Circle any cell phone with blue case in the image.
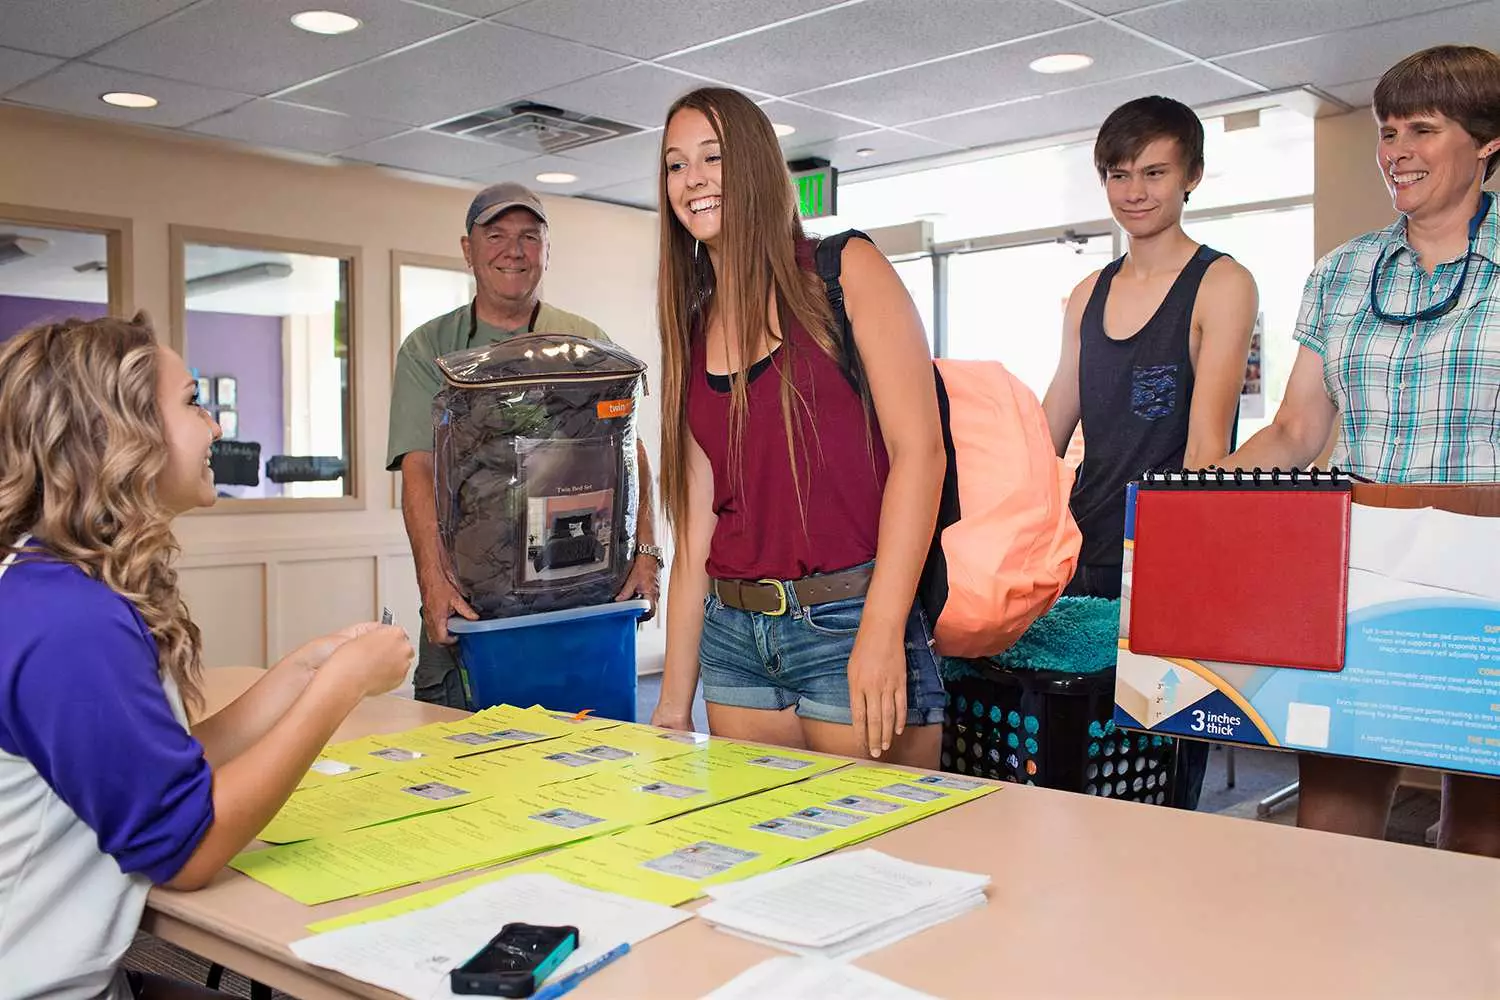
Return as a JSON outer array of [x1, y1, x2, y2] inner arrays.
[[451, 922, 579, 997]]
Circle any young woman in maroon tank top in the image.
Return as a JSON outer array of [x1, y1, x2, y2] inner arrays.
[[647, 87, 948, 766]]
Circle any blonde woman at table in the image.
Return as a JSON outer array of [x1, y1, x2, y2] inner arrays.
[[0, 315, 414, 999]]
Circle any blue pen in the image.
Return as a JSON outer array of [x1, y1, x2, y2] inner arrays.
[[532, 942, 630, 1000]]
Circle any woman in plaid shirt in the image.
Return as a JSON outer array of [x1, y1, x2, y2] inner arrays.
[[1228, 45, 1500, 856]]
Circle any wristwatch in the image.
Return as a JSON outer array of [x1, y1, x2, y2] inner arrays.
[[636, 542, 664, 565]]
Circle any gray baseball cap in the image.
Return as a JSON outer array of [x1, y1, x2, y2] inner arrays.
[[465, 182, 547, 232]]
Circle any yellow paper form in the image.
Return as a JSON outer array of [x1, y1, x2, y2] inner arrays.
[[294, 706, 618, 790], [305, 748, 846, 930], [497, 767, 997, 905], [260, 756, 520, 843], [232, 793, 634, 905], [370, 706, 619, 760]]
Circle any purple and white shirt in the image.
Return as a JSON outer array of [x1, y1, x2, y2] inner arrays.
[[0, 537, 214, 999]]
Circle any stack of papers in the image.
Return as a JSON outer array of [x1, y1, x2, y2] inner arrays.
[[704, 957, 935, 999], [696, 849, 989, 961], [289, 874, 690, 1000]]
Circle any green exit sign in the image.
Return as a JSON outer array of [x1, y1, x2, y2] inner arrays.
[[790, 160, 837, 219]]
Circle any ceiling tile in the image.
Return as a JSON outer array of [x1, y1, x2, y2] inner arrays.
[[1324, 77, 1379, 111], [528, 65, 709, 130], [416, 0, 528, 14], [466, 153, 648, 191], [188, 99, 406, 154], [0, 0, 199, 59], [279, 21, 629, 126], [89, 0, 468, 96], [561, 128, 665, 178], [1071, 0, 1168, 12], [4, 62, 250, 128], [580, 175, 659, 210], [495, 0, 844, 59], [1120, 0, 1478, 60], [1215, 1, 1500, 91], [782, 128, 958, 173], [906, 64, 1249, 149], [0, 47, 63, 94], [757, 100, 871, 144], [339, 129, 534, 175], [664, 0, 1084, 97], [802, 21, 1184, 127]]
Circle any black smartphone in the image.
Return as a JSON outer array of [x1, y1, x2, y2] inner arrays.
[[450, 922, 580, 997]]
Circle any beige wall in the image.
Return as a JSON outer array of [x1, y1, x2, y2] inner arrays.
[[1313, 110, 1390, 257], [0, 105, 662, 677]]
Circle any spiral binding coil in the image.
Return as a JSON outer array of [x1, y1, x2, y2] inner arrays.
[[1139, 466, 1357, 489]]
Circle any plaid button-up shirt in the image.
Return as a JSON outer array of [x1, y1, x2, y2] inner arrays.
[[1294, 193, 1499, 483]]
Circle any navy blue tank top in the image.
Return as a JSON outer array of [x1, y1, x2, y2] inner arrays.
[[1070, 245, 1230, 580]]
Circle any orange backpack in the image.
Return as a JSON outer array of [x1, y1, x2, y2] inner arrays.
[[815, 231, 1081, 658]]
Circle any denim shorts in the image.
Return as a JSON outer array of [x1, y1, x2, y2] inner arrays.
[[697, 574, 947, 727]]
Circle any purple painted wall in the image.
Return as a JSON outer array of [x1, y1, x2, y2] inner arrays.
[[0, 294, 108, 341], [184, 309, 284, 499], [0, 296, 285, 499]]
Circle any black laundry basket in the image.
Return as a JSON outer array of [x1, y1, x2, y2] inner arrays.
[[941, 663, 1177, 804]]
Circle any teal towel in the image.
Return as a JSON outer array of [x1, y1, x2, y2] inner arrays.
[[940, 596, 1121, 682]]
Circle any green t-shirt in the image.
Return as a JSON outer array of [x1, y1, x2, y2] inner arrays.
[[386, 300, 610, 471]]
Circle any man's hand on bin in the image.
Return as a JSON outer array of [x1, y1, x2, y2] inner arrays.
[[420, 570, 479, 645], [615, 555, 661, 622]]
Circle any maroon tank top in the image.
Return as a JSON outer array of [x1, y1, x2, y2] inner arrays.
[[686, 244, 890, 581]]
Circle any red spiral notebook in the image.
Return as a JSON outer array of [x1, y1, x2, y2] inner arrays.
[[1126, 470, 1352, 672]]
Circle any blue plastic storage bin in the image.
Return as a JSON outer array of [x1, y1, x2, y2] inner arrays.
[[448, 599, 650, 721]]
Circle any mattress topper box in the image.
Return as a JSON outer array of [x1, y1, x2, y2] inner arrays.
[[1113, 482, 1500, 778]]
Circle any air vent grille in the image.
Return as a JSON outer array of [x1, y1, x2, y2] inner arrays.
[[434, 102, 641, 155]]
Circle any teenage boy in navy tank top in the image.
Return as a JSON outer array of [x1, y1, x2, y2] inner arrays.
[[1043, 96, 1259, 808]]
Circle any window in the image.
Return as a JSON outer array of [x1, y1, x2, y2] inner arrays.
[[945, 233, 1115, 397], [1184, 203, 1314, 443], [395, 255, 473, 347], [173, 228, 358, 507], [890, 255, 935, 351], [0, 207, 129, 343], [815, 105, 1314, 245]]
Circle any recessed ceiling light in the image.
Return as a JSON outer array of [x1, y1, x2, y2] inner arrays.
[[291, 10, 362, 34], [101, 91, 158, 109], [1029, 53, 1094, 74], [772, 122, 797, 138], [535, 172, 578, 184], [855, 147, 876, 157]]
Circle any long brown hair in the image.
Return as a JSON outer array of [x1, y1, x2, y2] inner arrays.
[[657, 87, 841, 537], [0, 315, 205, 712]]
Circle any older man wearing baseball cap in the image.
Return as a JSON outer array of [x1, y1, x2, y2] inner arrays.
[[387, 182, 661, 708]]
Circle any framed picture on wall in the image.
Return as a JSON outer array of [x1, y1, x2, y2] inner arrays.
[[218, 409, 239, 440], [215, 376, 238, 409], [195, 375, 213, 406]]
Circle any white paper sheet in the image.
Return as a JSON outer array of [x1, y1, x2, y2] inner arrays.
[[703, 957, 935, 1000], [698, 849, 989, 954], [290, 873, 690, 1000]]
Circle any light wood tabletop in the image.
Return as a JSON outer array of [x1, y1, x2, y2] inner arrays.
[[142, 666, 1500, 1000]]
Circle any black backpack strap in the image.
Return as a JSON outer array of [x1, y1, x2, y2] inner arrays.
[[813, 229, 874, 392]]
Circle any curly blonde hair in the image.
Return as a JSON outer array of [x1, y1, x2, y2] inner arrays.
[[0, 314, 203, 711]]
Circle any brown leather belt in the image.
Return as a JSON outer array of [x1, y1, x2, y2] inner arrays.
[[712, 564, 873, 615]]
